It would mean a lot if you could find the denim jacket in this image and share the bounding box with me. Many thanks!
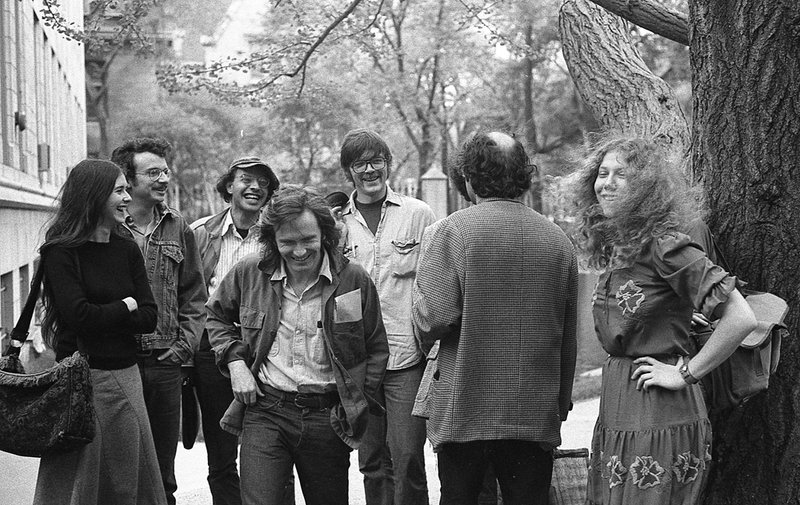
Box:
[127,204,207,364]
[206,250,389,449]
[342,186,436,370]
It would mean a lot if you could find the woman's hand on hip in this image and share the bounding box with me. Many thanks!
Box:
[631,356,686,391]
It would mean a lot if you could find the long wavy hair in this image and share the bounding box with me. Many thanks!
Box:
[39,159,126,347]
[259,185,340,272]
[570,134,703,270]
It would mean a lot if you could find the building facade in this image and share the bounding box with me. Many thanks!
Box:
[0,0,86,352]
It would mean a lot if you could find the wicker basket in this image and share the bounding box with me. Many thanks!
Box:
[549,448,589,505]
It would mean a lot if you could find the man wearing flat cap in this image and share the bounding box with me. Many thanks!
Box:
[190,156,281,505]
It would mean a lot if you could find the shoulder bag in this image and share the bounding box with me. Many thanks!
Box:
[0,259,96,457]
[691,238,789,411]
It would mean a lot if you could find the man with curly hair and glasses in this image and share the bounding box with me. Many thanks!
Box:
[337,128,435,505]
[412,131,578,505]
[112,137,206,505]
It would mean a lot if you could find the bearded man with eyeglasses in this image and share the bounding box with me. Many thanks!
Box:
[337,128,436,505]
[111,137,207,505]
[190,156,288,505]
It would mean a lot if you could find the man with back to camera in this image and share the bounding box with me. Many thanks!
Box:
[412,131,578,505]
[190,156,280,505]
[337,128,436,505]
[112,137,207,505]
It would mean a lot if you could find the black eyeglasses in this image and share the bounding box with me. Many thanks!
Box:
[237,175,272,189]
[351,157,386,174]
[137,168,170,181]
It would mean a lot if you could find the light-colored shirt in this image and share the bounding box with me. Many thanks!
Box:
[258,251,335,393]
[208,210,261,297]
[342,185,436,370]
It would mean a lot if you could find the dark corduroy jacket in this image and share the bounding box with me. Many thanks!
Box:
[412,199,578,450]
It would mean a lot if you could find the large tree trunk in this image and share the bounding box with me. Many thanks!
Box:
[690,1,800,503]
[559,0,689,147]
[560,0,800,503]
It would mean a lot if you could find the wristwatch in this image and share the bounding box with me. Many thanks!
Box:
[679,359,699,385]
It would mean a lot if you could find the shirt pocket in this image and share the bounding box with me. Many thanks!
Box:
[391,239,421,278]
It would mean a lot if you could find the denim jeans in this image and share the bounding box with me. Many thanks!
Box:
[138,356,182,505]
[358,362,429,505]
[240,389,350,505]
[437,440,553,505]
[193,347,241,505]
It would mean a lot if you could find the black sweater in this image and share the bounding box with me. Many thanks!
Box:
[42,234,157,369]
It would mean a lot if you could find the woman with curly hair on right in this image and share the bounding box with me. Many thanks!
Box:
[571,135,756,505]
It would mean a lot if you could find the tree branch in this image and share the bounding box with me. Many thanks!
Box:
[225,0,366,95]
[587,0,689,46]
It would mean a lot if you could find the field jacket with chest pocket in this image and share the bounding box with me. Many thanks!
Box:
[206,250,389,448]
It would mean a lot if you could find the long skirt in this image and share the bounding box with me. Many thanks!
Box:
[586,356,712,505]
[33,364,167,505]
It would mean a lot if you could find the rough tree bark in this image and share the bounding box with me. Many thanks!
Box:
[559,0,689,148]
[560,0,800,503]
[589,0,689,45]
[690,1,800,503]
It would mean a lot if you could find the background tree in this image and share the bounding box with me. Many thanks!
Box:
[560,0,800,503]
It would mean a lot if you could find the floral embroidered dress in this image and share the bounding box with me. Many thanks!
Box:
[587,232,737,505]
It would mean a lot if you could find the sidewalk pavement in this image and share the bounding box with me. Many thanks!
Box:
[0,398,600,505]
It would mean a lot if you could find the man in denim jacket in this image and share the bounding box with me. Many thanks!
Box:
[338,129,436,505]
[113,137,206,505]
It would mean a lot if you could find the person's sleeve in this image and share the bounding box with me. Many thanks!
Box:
[560,249,578,421]
[653,232,738,319]
[206,263,249,377]
[42,246,133,335]
[411,220,464,346]
[172,221,208,364]
[127,241,158,333]
[359,271,389,413]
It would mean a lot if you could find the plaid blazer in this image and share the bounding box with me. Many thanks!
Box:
[412,199,578,450]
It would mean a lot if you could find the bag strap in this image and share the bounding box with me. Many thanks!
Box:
[7,259,45,357]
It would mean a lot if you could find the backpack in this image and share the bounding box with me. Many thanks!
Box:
[688,224,789,411]
[692,290,788,411]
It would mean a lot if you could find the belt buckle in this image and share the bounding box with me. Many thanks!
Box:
[294,394,312,409]
[136,349,154,358]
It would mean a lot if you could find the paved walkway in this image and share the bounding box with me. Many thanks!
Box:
[0,398,600,505]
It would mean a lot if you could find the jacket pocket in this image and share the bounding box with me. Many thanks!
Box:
[391,239,421,278]
[331,320,367,368]
[159,243,184,287]
[239,306,265,345]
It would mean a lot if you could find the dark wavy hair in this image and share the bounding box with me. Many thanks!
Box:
[39,159,127,347]
[111,137,172,181]
[258,185,340,272]
[455,132,533,199]
[570,133,703,270]
[339,128,393,183]
[448,158,470,202]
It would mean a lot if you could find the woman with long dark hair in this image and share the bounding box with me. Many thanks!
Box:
[571,135,756,505]
[33,159,166,505]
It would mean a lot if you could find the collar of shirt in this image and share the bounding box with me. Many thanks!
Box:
[221,208,260,241]
[342,185,402,217]
[270,249,333,290]
[123,203,172,235]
